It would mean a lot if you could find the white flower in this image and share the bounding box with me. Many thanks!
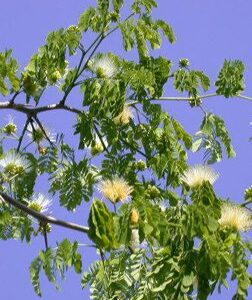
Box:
[27,123,56,143]
[0,150,32,175]
[218,203,252,232]
[113,105,134,125]
[180,164,219,188]
[88,55,117,78]
[90,135,108,156]
[3,115,17,135]
[28,193,52,214]
[130,228,140,252]
[99,177,133,203]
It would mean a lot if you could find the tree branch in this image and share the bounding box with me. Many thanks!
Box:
[0,101,82,115]
[0,193,89,234]
[1,92,252,119]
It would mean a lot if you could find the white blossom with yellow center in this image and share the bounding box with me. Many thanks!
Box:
[28,193,52,214]
[0,151,32,175]
[180,164,219,188]
[88,55,117,78]
[113,105,134,125]
[99,177,133,203]
[218,203,252,232]
[90,135,108,156]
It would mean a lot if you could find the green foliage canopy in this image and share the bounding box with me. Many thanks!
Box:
[0,1,252,299]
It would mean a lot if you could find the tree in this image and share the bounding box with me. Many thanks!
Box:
[0,0,252,299]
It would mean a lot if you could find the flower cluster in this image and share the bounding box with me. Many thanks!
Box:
[3,116,17,136]
[99,177,133,203]
[27,193,52,214]
[113,105,133,125]
[88,55,117,78]
[0,151,32,176]
[180,164,219,188]
[90,135,108,156]
[218,203,252,232]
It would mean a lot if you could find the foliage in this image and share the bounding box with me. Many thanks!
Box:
[0,0,251,299]
[30,239,82,296]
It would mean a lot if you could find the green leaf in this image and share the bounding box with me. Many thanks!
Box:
[56,239,82,277]
[174,69,210,100]
[50,159,96,210]
[0,50,20,95]
[215,59,245,97]
[30,256,42,297]
[132,0,157,13]
[78,7,97,32]
[65,25,82,55]
[120,19,135,51]
[88,199,119,250]
[194,113,236,163]
[112,0,124,12]
[182,273,194,287]
[0,77,9,96]
[156,19,176,43]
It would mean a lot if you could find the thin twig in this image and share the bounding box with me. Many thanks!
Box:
[237,94,252,102]
[34,116,54,146]
[17,117,30,152]
[9,90,22,104]
[119,137,148,159]
[93,123,109,154]
[43,224,49,250]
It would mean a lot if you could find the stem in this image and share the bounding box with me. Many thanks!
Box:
[157,93,218,101]
[0,193,89,234]
[43,224,49,250]
[237,94,252,102]
[93,123,109,154]
[34,116,54,146]
[17,117,31,152]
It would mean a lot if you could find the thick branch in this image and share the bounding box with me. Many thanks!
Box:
[0,193,89,234]
[0,101,82,115]
[1,92,252,118]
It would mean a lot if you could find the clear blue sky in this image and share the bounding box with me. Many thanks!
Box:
[0,1,252,299]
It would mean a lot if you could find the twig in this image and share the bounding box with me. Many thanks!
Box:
[9,90,21,105]
[0,101,82,115]
[93,123,109,154]
[43,224,49,250]
[33,116,54,146]
[17,117,31,152]
[0,193,89,234]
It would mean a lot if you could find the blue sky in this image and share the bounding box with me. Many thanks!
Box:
[0,1,252,299]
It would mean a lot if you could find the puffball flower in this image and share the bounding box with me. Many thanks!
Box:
[180,164,219,188]
[113,105,134,125]
[99,177,133,203]
[218,203,252,232]
[90,135,108,156]
[88,55,117,78]
[0,151,32,175]
[28,193,52,214]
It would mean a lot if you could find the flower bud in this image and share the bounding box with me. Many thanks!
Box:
[131,208,140,226]
[3,123,17,135]
[245,186,252,201]
[179,58,190,68]
[147,185,161,199]
[135,160,147,171]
